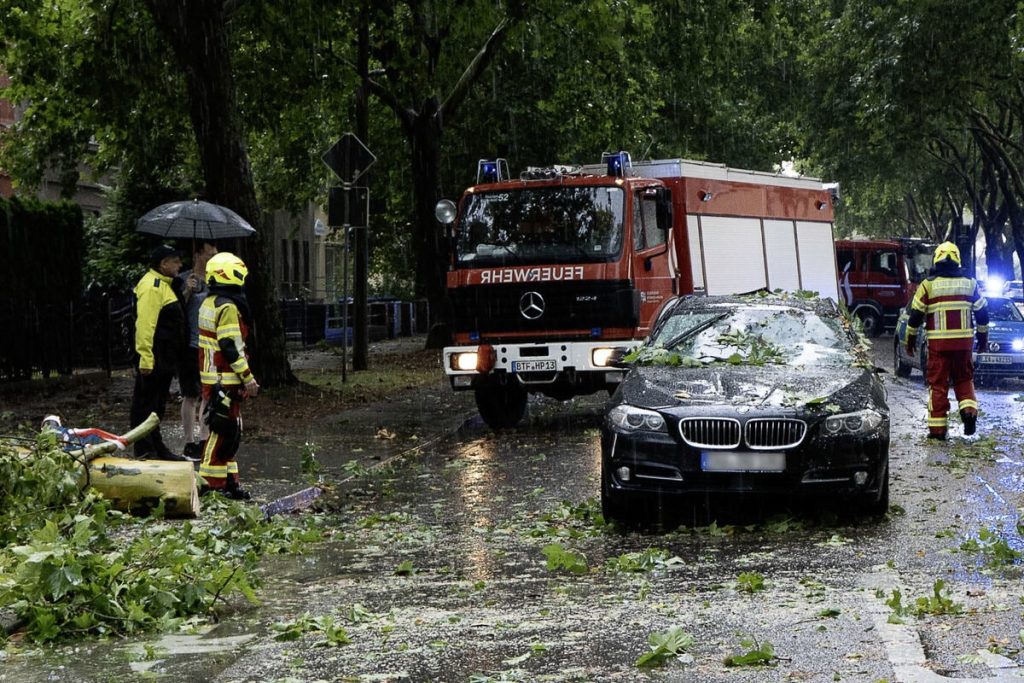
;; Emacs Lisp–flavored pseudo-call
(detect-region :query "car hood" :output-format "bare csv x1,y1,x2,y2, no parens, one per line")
617,363,879,414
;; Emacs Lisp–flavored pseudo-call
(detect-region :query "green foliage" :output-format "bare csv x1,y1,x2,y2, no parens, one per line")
0,195,84,304
958,526,1023,567
635,626,694,668
736,571,766,593
540,543,589,574
272,612,352,647
723,636,777,667
523,498,609,539
885,580,963,622
300,441,323,484
606,548,683,573
0,437,320,643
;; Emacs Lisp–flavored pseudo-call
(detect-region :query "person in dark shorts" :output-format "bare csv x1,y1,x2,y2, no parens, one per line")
174,240,218,458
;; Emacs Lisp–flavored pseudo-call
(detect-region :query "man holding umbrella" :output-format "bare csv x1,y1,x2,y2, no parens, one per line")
130,244,191,461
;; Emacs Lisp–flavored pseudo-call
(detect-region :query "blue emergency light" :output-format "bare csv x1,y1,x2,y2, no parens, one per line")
476,159,508,184
602,151,632,177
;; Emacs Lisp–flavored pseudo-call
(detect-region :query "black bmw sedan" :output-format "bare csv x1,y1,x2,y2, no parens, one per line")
601,294,889,525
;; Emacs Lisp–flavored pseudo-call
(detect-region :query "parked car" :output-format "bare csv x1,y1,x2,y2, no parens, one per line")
1004,280,1024,317
893,295,1024,381
600,295,889,525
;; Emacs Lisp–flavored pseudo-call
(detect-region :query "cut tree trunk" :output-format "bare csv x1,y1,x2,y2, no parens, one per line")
84,457,200,518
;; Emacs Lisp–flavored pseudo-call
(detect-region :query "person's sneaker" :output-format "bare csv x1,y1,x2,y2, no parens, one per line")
182,441,204,459
154,449,194,462
961,411,977,436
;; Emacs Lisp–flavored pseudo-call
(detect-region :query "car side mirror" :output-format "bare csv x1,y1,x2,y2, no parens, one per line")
655,188,673,231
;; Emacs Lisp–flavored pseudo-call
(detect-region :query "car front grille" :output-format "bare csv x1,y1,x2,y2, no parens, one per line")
744,418,807,450
679,418,741,449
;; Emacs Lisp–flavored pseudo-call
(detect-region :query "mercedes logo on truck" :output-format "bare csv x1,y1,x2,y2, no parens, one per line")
519,291,545,320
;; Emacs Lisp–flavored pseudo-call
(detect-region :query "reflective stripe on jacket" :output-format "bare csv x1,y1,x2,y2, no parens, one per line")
907,275,988,351
133,269,184,371
198,296,253,385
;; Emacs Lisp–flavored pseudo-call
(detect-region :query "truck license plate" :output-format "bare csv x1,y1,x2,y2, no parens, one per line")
978,354,1012,365
701,451,786,473
512,360,557,372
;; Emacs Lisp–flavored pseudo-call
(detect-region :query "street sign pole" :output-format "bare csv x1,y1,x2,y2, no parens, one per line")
322,133,375,382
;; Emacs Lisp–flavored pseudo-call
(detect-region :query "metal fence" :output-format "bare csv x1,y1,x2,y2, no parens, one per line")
0,296,428,383
0,294,136,383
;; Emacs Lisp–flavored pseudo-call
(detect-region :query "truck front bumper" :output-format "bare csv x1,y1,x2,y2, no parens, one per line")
443,341,632,389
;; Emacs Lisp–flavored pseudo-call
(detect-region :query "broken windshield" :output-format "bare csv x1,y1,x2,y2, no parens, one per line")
456,186,624,265
647,304,855,367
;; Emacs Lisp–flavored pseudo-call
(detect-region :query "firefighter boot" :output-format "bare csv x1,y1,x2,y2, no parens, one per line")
961,410,977,436
927,430,947,441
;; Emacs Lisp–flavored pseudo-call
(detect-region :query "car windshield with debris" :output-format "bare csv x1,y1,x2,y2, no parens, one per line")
633,299,857,368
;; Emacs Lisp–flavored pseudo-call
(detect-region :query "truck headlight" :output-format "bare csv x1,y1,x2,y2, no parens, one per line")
823,409,885,435
608,405,666,433
451,351,479,371
592,347,615,367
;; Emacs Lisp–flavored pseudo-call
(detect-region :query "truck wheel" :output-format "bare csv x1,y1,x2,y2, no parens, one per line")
893,338,912,378
856,308,883,337
475,384,527,429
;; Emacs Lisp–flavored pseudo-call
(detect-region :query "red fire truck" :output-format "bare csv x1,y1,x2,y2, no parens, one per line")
435,154,839,429
835,238,935,336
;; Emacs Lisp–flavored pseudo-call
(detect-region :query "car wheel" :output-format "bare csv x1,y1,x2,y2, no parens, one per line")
860,462,889,517
893,338,912,378
856,308,883,337
474,383,527,429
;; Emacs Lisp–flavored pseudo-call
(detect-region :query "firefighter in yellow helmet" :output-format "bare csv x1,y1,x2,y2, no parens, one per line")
904,242,988,440
197,252,260,498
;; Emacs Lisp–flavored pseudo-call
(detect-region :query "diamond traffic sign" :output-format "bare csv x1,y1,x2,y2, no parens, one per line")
328,186,369,227
322,133,376,184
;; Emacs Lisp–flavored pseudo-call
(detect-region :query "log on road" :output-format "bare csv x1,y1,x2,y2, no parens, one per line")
84,457,200,518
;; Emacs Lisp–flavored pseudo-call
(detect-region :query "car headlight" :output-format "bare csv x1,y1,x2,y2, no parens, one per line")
823,409,885,435
1013,339,1024,352
607,405,666,433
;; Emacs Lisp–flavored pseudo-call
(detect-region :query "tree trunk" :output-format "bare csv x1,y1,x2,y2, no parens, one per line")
409,101,452,348
144,0,292,386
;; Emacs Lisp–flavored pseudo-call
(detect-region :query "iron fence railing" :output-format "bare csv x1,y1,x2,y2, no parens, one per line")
0,296,427,383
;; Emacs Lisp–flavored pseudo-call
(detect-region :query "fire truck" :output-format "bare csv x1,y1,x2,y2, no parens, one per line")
435,153,839,429
835,238,935,336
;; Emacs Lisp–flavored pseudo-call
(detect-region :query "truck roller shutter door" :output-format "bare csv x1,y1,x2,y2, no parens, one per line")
699,216,768,296
763,219,801,292
796,221,841,301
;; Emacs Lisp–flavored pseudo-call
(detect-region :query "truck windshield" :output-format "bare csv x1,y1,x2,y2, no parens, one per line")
456,186,625,265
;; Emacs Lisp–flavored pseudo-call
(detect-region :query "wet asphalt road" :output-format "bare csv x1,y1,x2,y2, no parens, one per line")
4,335,1024,682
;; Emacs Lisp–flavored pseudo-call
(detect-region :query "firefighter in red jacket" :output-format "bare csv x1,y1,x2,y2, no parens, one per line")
904,242,988,440
198,252,260,498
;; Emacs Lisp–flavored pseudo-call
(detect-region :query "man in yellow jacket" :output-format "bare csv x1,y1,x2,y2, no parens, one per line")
198,252,260,498
904,242,989,440
130,244,189,460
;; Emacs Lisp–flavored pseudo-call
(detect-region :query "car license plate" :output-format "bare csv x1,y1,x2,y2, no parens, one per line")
512,359,557,372
701,451,786,473
978,354,1012,365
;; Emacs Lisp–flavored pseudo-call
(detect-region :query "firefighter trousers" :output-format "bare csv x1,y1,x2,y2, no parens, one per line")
925,348,978,436
199,385,243,490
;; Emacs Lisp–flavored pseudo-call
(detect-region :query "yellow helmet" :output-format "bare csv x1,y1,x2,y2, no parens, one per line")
206,252,248,287
933,241,961,266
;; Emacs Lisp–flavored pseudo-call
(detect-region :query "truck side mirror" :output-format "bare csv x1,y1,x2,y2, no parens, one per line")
435,199,457,225
656,188,673,231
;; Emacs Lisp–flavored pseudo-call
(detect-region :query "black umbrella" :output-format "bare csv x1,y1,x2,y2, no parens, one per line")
136,199,255,240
